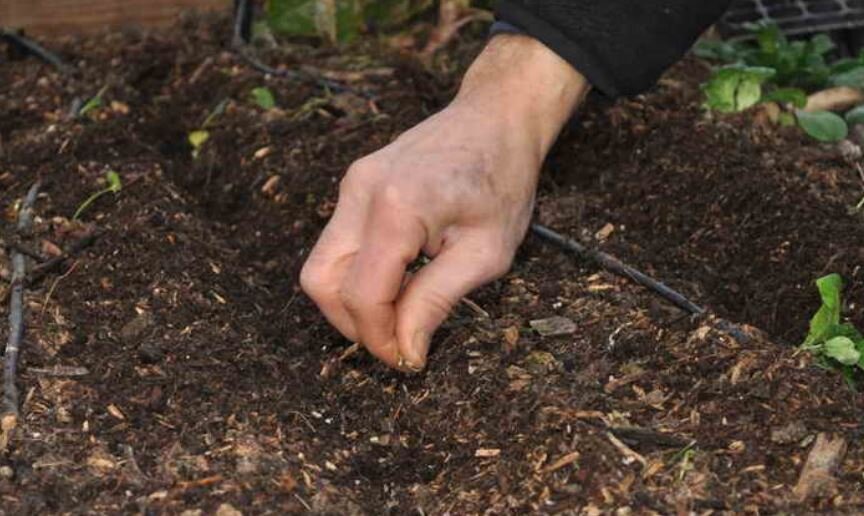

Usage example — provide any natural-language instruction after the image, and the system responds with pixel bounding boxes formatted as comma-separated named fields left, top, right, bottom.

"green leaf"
left=763, top=87, right=808, bottom=108
left=796, top=110, right=849, bottom=142
left=808, top=34, right=835, bottom=56
left=824, top=336, right=861, bottom=365
left=828, top=65, right=864, bottom=88
left=188, top=130, right=210, bottom=159
left=250, top=87, right=276, bottom=110
left=105, top=170, right=122, bottom=193
left=845, top=105, right=864, bottom=126
left=266, top=0, right=317, bottom=37
left=778, top=112, right=796, bottom=126
left=266, top=0, right=364, bottom=43
left=735, top=78, right=763, bottom=110
left=188, top=130, right=210, bottom=149
left=703, top=65, right=776, bottom=113
left=804, top=273, right=844, bottom=347
left=79, top=96, right=103, bottom=117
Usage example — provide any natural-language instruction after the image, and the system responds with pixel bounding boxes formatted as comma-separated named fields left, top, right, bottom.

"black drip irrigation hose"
left=230, top=0, right=364, bottom=97
left=530, top=223, right=706, bottom=315
left=0, top=28, right=71, bottom=73
left=530, top=223, right=752, bottom=342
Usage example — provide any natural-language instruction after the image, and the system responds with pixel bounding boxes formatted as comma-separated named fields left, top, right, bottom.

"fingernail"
left=397, top=353, right=424, bottom=373
left=406, top=330, right=430, bottom=369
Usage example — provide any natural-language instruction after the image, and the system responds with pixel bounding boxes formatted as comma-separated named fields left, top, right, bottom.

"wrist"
left=453, top=34, right=590, bottom=158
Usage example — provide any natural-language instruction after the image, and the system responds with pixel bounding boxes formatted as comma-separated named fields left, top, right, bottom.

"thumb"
left=395, top=242, right=511, bottom=369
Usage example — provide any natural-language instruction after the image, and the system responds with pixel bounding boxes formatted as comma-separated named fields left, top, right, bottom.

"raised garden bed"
left=1, top=13, right=863, bottom=513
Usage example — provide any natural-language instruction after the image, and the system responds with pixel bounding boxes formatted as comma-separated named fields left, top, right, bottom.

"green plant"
left=187, top=99, right=228, bottom=159
left=264, top=0, right=493, bottom=44
left=73, top=170, right=122, bottom=220
left=697, top=22, right=864, bottom=142
left=250, top=86, right=276, bottom=110
left=78, top=85, right=109, bottom=118
left=188, top=130, right=210, bottom=159
left=800, top=273, right=864, bottom=385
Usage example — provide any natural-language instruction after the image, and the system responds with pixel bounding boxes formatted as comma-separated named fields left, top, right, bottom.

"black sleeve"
left=495, top=0, right=732, bottom=97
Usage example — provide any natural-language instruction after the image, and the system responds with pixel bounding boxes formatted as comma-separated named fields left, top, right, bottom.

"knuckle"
left=341, top=158, right=380, bottom=193
left=299, top=261, right=327, bottom=299
left=338, top=286, right=363, bottom=314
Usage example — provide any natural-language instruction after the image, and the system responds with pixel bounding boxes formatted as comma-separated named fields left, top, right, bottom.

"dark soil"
left=1, top=14, right=863, bottom=514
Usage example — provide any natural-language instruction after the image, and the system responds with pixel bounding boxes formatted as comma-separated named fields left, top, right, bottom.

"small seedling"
left=188, top=130, right=210, bottom=159
left=78, top=85, right=109, bottom=118
left=73, top=170, right=122, bottom=220
left=187, top=99, right=228, bottom=159
left=800, top=273, right=864, bottom=385
left=250, top=86, right=276, bottom=110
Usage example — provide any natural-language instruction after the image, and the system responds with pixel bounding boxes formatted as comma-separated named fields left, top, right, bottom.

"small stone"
left=529, top=316, right=577, bottom=337
left=0, top=465, right=13, bottom=479
left=838, top=139, right=862, bottom=160
left=215, top=503, right=243, bottom=516
left=772, top=421, right=809, bottom=444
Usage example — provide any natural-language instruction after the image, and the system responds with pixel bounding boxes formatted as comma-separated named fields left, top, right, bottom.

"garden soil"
left=1, top=14, right=863, bottom=514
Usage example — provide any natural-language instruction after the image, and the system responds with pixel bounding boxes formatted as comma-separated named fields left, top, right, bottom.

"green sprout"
left=187, top=99, right=228, bottom=159
left=188, top=130, right=210, bottom=159
left=73, top=170, right=122, bottom=221
left=250, top=87, right=276, bottom=110
left=78, top=85, right=109, bottom=118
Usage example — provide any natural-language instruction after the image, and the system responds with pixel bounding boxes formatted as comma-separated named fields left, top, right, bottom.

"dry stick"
left=530, top=223, right=751, bottom=341
left=27, top=231, right=100, bottom=287
left=2, top=182, right=40, bottom=441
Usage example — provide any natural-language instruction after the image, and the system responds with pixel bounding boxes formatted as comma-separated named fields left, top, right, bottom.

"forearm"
left=453, top=34, right=590, bottom=160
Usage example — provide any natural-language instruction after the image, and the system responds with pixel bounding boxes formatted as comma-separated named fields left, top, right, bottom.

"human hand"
left=301, top=35, right=589, bottom=371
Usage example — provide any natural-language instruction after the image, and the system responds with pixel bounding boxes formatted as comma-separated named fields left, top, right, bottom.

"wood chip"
left=595, top=223, right=615, bottom=241
left=543, top=451, right=580, bottom=473
left=27, top=365, right=89, bottom=377
left=261, top=175, right=281, bottom=196
left=106, top=404, right=126, bottom=420
left=474, top=448, right=501, bottom=458
left=793, top=433, right=847, bottom=501
left=529, top=316, right=577, bottom=337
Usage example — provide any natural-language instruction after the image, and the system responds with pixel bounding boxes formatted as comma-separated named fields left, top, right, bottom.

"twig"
left=530, top=223, right=705, bottom=315
left=0, top=29, right=71, bottom=72
left=606, top=430, right=647, bottom=467
left=2, top=181, right=40, bottom=449
left=40, top=259, right=79, bottom=316
left=27, top=231, right=100, bottom=287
